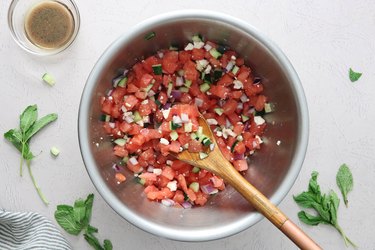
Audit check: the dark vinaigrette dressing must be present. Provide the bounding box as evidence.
[24,1,74,49]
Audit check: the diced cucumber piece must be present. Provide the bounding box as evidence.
[231,140,239,153]
[209,48,222,59]
[177,69,185,77]
[144,83,154,93]
[184,80,192,88]
[122,156,129,164]
[184,122,193,133]
[114,138,126,146]
[199,152,208,160]
[170,131,179,141]
[202,137,212,146]
[192,166,200,173]
[169,45,178,51]
[167,82,173,97]
[135,177,146,185]
[192,34,202,43]
[100,114,111,122]
[133,111,142,122]
[152,64,163,75]
[231,65,240,75]
[189,182,200,192]
[179,87,189,93]
[144,31,156,40]
[190,132,197,140]
[264,103,274,113]
[213,69,223,81]
[170,121,182,130]
[50,146,60,157]
[199,82,210,93]
[241,114,250,122]
[197,126,203,136]
[214,108,224,116]
[42,73,55,86]
[118,77,128,87]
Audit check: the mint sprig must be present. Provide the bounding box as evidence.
[55,194,113,250]
[4,104,57,205]
[349,68,362,82]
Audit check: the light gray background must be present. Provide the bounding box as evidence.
[1,0,374,249]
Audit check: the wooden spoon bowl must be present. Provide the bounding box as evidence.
[176,114,321,250]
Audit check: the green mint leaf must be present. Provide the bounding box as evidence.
[20,105,38,136]
[349,68,362,82]
[84,233,104,250]
[24,113,58,142]
[103,240,113,250]
[86,224,99,234]
[297,211,325,226]
[54,208,83,235]
[73,199,87,225]
[308,171,321,195]
[293,192,316,208]
[336,164,353,207]
[4,129,23,152]
[328,191,340,225]
[83,194,94,227]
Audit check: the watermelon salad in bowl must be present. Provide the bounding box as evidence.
[78,10,308,241]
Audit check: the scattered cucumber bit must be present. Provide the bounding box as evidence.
[170,131,179,141]
[100,114,111,122]
[114,138,126,146]
[135,177,146,185]
[184,122,193,132]
[213,69,223,81]
[199,152,208,160]
[133,111,142,122]
[167,82,173,97]
[199,82,210,92]
[190,132,197,140]
[209,48,222,59]
[184,80,192,88]
[202,137,212,146]
[122,156,129,164]
[117,77,128,87]
[152,64,163,75]
[170,121,182,130]
[214,108,224,116]
[144,31,156,40]
[231,140,239,153]
[192,166,200,173]
[179,87,189,93]
[144,83,154,93]
[192,34,202,43]
[189,182,200,192]
[241,114,250,122]
[232,65,240,75]
[42,73,56,86]
[264,103,274,113]
[50,146,60,157]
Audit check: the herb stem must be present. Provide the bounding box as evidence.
[27,163,49,205]
[335,224,357,248]
[20,142,25,176]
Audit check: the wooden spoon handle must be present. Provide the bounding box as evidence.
[219,162,321,250]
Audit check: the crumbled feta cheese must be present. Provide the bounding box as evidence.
[206,118,218,125]
[167,180,177,191]
[125,102,131,107]
[255,135,263,144]
[153,168,162,175]
[231,55,237,60]
[108,96,113,101]
[142,115,150,123]
[254,116,265,125]
[233,80,244,89]
[160,138,169,145]
[162,108,171,119]
[121,105,127,112]
[180,113,189,123]
[204,43,212,51]
[193,41,205,49]
[216,131,223,137]
[136,120,144,127]
[172,115,182,124]
[166,160,173,166]
[276,140,281,146]
[129,157,138,165]
[141,99,149,105]
[204,65,212,74]
[184,43,194,51]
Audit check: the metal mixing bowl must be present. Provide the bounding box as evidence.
[78,10,308,241]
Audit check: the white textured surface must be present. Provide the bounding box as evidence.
[1,1,375,249]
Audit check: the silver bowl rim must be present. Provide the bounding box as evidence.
[78,9,309,242]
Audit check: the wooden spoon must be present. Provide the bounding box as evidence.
[176,114,321,250]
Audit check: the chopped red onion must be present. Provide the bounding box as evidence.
[240,94,248,103]
[123,69,129,76]
[162,103,172,110]
[233,153,245,160]
[161,199,175,207]
[253,77,261,84]
[180,113,189,123]
[124,116,134,123]
[147,166,154,173]
[108,122,115,129]
[147,89,156,97]
[244,121,250,130]
[181,201,192,209]
[237,103,243,110]
[225,119,232,128]
[201,184,218,195]
[172,115,182,124]
[225,61,235,72]
[157,51,164,58]
[171,90,182,100]
[106,89,113,96]
[194,98,203,107]
[112,164,121,172]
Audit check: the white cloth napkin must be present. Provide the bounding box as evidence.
[0,210,71,250]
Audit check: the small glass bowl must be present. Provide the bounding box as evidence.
[8,0,80,56]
